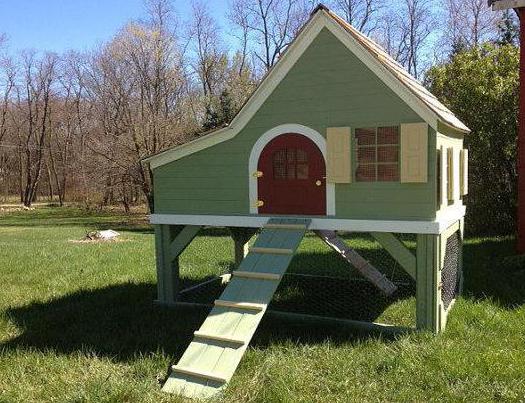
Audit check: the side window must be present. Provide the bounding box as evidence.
[355,126,400,182]
[272,148,309,180]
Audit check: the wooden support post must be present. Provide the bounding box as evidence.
[154,224,201,304]
[416,221,464,334]
[229,227,257,269]
[416,233,441,333]
[371,232,416,280]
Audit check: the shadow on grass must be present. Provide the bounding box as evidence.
[2,236,522,365]
[2,277,409,363]
[462,236,525,309]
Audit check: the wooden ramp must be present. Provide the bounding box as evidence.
[163,218,310,399]
[315,230,398,296]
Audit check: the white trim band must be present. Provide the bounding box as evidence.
[150,208,466,235]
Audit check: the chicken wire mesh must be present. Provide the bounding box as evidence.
[441,231,461,310]
[179,232,417,326]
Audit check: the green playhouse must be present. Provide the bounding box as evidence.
[143,5,469,399]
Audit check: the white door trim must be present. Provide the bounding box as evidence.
[248,123,336,215]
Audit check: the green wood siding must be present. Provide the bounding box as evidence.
[153,28,437,220]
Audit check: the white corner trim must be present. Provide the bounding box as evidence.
[436,204,466,233]
[144,10,447,170]
[150,207,467,234]
[248,124,336,215]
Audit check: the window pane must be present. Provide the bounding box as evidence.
[273,149,286,162]
[377,146,399,163]
[356,164,376,181]
[286,149,296,162]
[357,147,376,163]
[273,150,286,179]
[378,164,399,181]
[377,126,399,145]
[296,149,308,163]
[297,163,308,179]
[286,163,296,179]
[355,128,376,146]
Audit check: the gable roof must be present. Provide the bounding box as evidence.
[144,5,469,169]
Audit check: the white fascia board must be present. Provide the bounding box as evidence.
[150,208,467,235]
[492,0,525,10]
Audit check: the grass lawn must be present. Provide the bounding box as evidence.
[0,207,524,402]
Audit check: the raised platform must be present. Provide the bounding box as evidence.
[150,206,466,235]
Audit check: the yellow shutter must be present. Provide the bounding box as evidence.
[440,145,447,207]
[326,127,351,183]
[447,147,454,202]
[460,149,468,196]
[400,123,428,183]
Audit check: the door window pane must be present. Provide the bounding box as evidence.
[272,148,309,180]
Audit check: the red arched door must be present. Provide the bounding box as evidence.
[257,133,326,215]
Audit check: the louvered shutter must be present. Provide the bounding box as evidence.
[440,145,447,207]
[460,149,468,196]
[447,147,454,202]
[400,123,428,183]
[327,127,351,183]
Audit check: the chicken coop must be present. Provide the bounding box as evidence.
[143,4,469,399]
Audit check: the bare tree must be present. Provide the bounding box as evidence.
[84,0,190,211]
[331,0,384,34]
[381,0,433,79]
[444,0,498,50]
[0,57,15,146]
[229,0,311,73]
[44,53,88,206]
[188,1,223,97]
[15,51,58,206]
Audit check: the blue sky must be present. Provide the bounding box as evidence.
[0,0,230,54]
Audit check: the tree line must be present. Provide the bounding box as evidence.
[0,0,517,213]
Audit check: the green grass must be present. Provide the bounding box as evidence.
[0,207,524,402]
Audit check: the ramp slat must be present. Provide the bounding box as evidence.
[163,218,310,399]
[264,223,308,230]
[233,271,282,281]
[214,300,266,311]
[171,366,227,383]
[194,331,246,346]
[249,246,294,255]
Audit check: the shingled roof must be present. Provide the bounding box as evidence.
[317,4,469,133]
